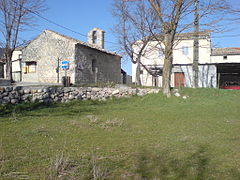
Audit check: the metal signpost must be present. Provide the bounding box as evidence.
[61,60,69,87]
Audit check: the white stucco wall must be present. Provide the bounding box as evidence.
[211,54,240,64]
[173,39,211,64]
[12,50,22,72]
[131,36,212,87]
[3,50,22,81]
[172,65,217,88]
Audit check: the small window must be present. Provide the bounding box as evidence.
[182,46,189,55]
[23,61,37,73]
[92,59,97,72]
[223,55,227,60]
[92,31,97,44]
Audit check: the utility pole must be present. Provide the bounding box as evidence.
[193,0,199,88]
[57,57,60,83]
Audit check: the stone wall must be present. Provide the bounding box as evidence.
[0,86,160,105]
[0,79,11,86]
[22,30,121,85]
[22,30,78,84]
[75,44,121,84]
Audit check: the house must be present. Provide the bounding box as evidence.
[22,28,121,85]
[121,69,132,85]
[11,49,22,82]
[0,48,22,81]
[211,48,240,87]
[132,31,216,88]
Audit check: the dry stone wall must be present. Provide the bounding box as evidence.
[0,86,160,104]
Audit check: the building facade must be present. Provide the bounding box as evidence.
[11,50,22,82]
[211,48,240,88]
[132,31,217,88]
[22,28,121,85]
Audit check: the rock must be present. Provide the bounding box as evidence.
[38,89,43,93]
[42,88,48,93]
[174,92,181,97]
[92,87,101,92]
[173,89,179,93]
[137,92,145,96]
[128,89,137,95]
[2,92,9,97]
[75,95,82,100]
[182,95,188,100]
[43,98,51,103]
[112,89,120,95]
[13,86,21,91]
[18,90,24,95]
[40,93,49,99]
[0,87,5,93]
[31,97,38,103]
[5,86,13,92]
[2,99,10,104]
[11,99,19,104]
[69,95,75,100]
[24,89,30,94]
[3,96,10,102]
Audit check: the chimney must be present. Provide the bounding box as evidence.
[88,28,105,49]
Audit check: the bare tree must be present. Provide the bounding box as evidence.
[112,0,160,85]
[149,0,232,96]
[113,0,231,97]
[0,0,45,81]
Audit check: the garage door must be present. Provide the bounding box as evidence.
[217,63,240,88]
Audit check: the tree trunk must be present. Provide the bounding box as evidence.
[162,54,172,97]
[162,33,173,97]
[135,60,142,86]
[5,50,13,82]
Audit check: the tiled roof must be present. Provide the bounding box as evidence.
[211,48,240,56]
[153,30,211,41]
[175,30,211,40]
[139,30,211,43]
[45,30,120,57]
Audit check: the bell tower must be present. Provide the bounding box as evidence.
[88,28,105,49]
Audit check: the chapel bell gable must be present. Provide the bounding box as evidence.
[88,28,105,49]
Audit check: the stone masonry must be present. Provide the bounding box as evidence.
[0,86,160,105]
[22,29,121,85]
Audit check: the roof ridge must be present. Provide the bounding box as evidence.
[44,29,120,57]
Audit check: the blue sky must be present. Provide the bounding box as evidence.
[19,0,240,75]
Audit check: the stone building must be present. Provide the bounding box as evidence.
[22,28,121,85]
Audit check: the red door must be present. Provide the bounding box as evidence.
[174,72,184,88]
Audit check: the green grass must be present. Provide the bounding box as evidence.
[1,88,240,179]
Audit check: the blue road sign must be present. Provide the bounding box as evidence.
[61,61,69,70]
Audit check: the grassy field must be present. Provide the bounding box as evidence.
[1,88,240,179]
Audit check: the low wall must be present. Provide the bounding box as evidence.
[0,79,11,86]
[0,86,160,104]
